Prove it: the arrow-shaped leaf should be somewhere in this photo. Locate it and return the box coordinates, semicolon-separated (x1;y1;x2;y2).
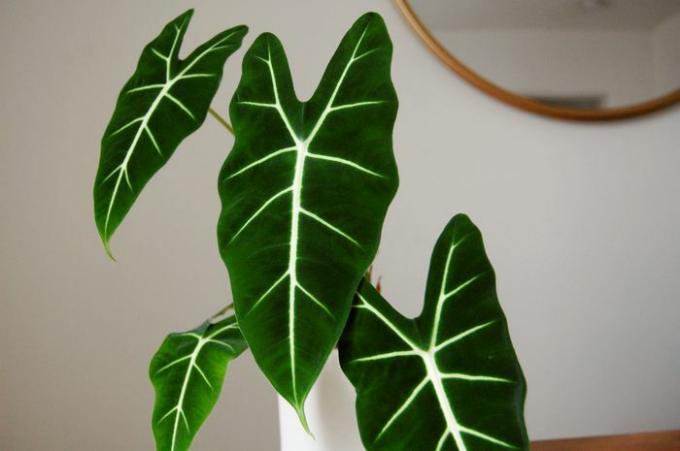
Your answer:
94;10;247;257
150;314;247;451
217;13;398;427
339;215;528;450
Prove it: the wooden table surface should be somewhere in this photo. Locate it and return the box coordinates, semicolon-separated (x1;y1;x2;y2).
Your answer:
532;430;680;450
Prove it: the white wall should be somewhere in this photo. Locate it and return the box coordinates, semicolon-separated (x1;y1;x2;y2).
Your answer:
2;0;679;450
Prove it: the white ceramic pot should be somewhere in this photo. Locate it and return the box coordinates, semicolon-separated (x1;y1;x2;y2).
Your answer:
278;351;363;451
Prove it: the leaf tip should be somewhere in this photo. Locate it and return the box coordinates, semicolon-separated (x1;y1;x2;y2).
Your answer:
179;8;195;20
357;11;385;28
233;24;249;39
451;212;471;223
103;239;117;262
295;404;314;437
444;213;475;234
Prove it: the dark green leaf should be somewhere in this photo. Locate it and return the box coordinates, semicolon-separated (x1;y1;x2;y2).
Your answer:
339;215;528;450
217;12;398;427
150;314;247;451
94;9;247;257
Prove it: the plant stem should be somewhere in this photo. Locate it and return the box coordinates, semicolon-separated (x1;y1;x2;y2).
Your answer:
211;303;234;320
206;108;234;323
209;107;234;135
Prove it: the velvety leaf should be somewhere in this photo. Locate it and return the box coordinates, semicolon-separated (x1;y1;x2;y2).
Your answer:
94;9;247;257
217;12;398;427
340;215;528;450
150;314;247;451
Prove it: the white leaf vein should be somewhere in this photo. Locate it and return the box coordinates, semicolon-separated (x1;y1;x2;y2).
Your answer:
307;152;383;177
227;146;296;179
301;208;360;246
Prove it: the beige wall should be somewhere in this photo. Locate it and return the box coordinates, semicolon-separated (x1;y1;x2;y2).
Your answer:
2;1;679;450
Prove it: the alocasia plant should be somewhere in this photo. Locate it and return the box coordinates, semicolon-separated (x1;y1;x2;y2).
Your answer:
339;215;528;450
217;13;398;427
150;313;247;451
94;9;527;451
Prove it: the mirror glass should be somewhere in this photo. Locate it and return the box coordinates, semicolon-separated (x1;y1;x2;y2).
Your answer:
409;0;680;110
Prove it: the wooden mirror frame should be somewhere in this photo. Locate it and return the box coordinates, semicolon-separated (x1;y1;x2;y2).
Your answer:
395;0;680;121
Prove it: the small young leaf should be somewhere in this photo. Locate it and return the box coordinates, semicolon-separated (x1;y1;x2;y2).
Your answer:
94;9;247;258
150;315;247;451
339;215;529;450
217;12;398;428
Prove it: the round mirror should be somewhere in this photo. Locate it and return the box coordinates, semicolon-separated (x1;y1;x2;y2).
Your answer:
397;0;680;120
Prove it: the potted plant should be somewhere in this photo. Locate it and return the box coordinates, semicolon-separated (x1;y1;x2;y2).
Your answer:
94;9;527;451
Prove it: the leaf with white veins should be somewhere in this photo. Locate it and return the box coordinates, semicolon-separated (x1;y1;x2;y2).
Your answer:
94;9;247;257
340;215;528;450
217;12;398;428
150;314;247;451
